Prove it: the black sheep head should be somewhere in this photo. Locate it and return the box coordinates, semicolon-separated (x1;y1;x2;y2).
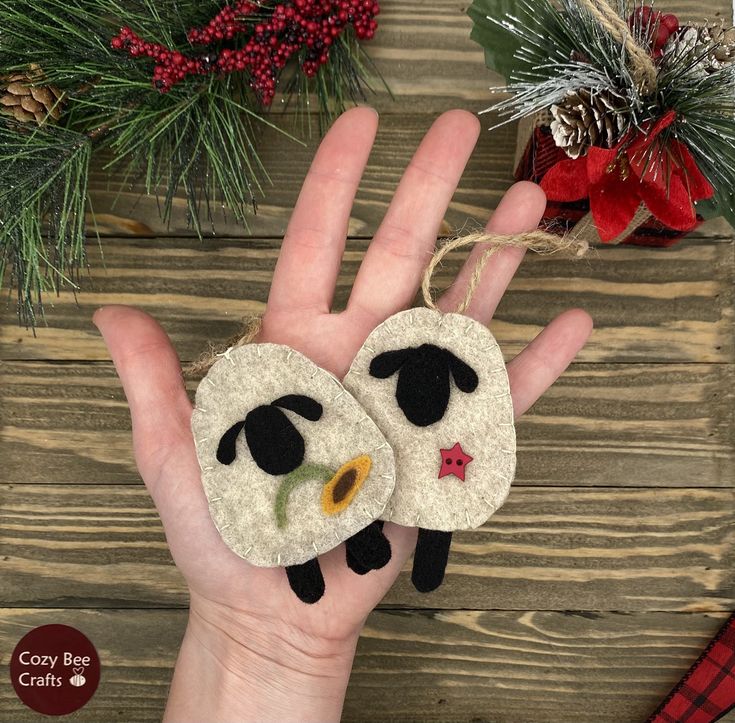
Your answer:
216;394;323;475
369;344;478;427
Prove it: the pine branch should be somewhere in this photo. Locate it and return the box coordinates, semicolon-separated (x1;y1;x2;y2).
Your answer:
104;74;279;233
476;0;643;133
2;0;385;232
0;119;91;328
0;0;386;326
659;49;735;192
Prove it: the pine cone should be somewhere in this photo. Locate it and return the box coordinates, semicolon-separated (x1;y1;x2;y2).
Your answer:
1;65;63;124
708;26;735;66
665;25;735;74
550;89;627;159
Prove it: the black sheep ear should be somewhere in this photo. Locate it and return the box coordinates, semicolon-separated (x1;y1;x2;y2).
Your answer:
446;351;479;393
369;349;411;379
216;420;246;465
271;394;323;421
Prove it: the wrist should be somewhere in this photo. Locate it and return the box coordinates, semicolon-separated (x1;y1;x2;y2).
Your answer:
164;594;359;723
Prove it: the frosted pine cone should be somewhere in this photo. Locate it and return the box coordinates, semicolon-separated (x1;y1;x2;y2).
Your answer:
550;88;627;159
664;25;735;74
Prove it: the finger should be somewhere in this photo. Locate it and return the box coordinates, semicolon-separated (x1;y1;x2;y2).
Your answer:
437;181;547;322
507;308;593;418
93;305;193;481
268;106;379;315
348;110;481;324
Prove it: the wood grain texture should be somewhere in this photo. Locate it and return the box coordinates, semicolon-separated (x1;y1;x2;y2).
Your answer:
0;608;733;723
2;484;732;611
1;1;733;718
2;239;732;362
0;362;732;487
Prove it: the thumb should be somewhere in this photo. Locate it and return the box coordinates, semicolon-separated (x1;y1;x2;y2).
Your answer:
93;305;193;484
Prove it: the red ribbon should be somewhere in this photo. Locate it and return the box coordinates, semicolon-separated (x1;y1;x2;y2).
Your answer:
540;111;713;242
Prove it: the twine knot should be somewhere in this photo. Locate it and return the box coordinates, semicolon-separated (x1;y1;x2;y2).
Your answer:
186;315;263;377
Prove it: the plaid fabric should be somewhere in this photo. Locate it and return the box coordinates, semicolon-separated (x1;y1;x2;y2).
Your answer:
514;125;703;247
647;614;735;723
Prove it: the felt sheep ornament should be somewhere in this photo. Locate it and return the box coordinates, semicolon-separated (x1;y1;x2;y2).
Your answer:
192;343;396;604
344;307;516;592
343;229;587;592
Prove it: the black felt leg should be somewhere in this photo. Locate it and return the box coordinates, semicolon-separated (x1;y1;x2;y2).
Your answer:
285;558;325;604
345;546;371;575
345;520;391;574
411;528;452;593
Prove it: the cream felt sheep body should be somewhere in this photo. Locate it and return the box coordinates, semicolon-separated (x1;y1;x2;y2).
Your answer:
192;343;396;603
344;307;516;591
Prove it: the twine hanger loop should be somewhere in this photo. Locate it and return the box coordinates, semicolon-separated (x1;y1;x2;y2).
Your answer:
421;229;588;313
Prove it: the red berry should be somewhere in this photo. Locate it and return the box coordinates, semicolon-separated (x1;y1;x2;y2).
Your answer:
653;23;670;49
661;13;679;33
114;0;380;95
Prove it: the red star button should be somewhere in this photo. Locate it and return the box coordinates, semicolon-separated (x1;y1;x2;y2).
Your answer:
439;442;473;482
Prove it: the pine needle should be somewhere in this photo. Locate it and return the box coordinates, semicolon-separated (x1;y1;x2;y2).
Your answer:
0;119;91;328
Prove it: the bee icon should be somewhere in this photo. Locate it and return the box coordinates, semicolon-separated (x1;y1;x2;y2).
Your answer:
69;667;86;687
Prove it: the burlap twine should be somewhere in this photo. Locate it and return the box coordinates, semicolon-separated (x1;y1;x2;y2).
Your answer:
576;0;658;95
421;230;587;311
186;229;588;376
187;315;263;376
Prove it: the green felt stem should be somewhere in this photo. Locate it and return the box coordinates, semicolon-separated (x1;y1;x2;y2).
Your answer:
275;463;334;529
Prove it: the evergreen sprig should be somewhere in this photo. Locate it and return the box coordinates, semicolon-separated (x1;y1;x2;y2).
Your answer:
471;0;644;127
0;119;91;328
0;0;383;327
468;0;735;227
658;46;735;223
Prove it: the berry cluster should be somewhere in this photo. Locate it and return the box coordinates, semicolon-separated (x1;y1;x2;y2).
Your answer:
628;7;680;59
110;0;380;103
187;1;258;44
217;0;380;102
111;27;212;90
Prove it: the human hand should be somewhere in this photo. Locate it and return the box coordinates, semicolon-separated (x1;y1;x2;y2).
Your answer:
94;107;592;723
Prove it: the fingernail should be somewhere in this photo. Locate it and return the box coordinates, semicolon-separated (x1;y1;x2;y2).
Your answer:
91;306;106;329
355;104;379;117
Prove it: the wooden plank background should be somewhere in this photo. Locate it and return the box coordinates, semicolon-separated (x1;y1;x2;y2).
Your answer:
1;1;734;721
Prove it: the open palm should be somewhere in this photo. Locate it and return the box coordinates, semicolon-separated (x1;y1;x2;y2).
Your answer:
94;108;592;648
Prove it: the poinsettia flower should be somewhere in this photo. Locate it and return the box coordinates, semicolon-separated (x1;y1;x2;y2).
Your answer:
540;111;714;242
